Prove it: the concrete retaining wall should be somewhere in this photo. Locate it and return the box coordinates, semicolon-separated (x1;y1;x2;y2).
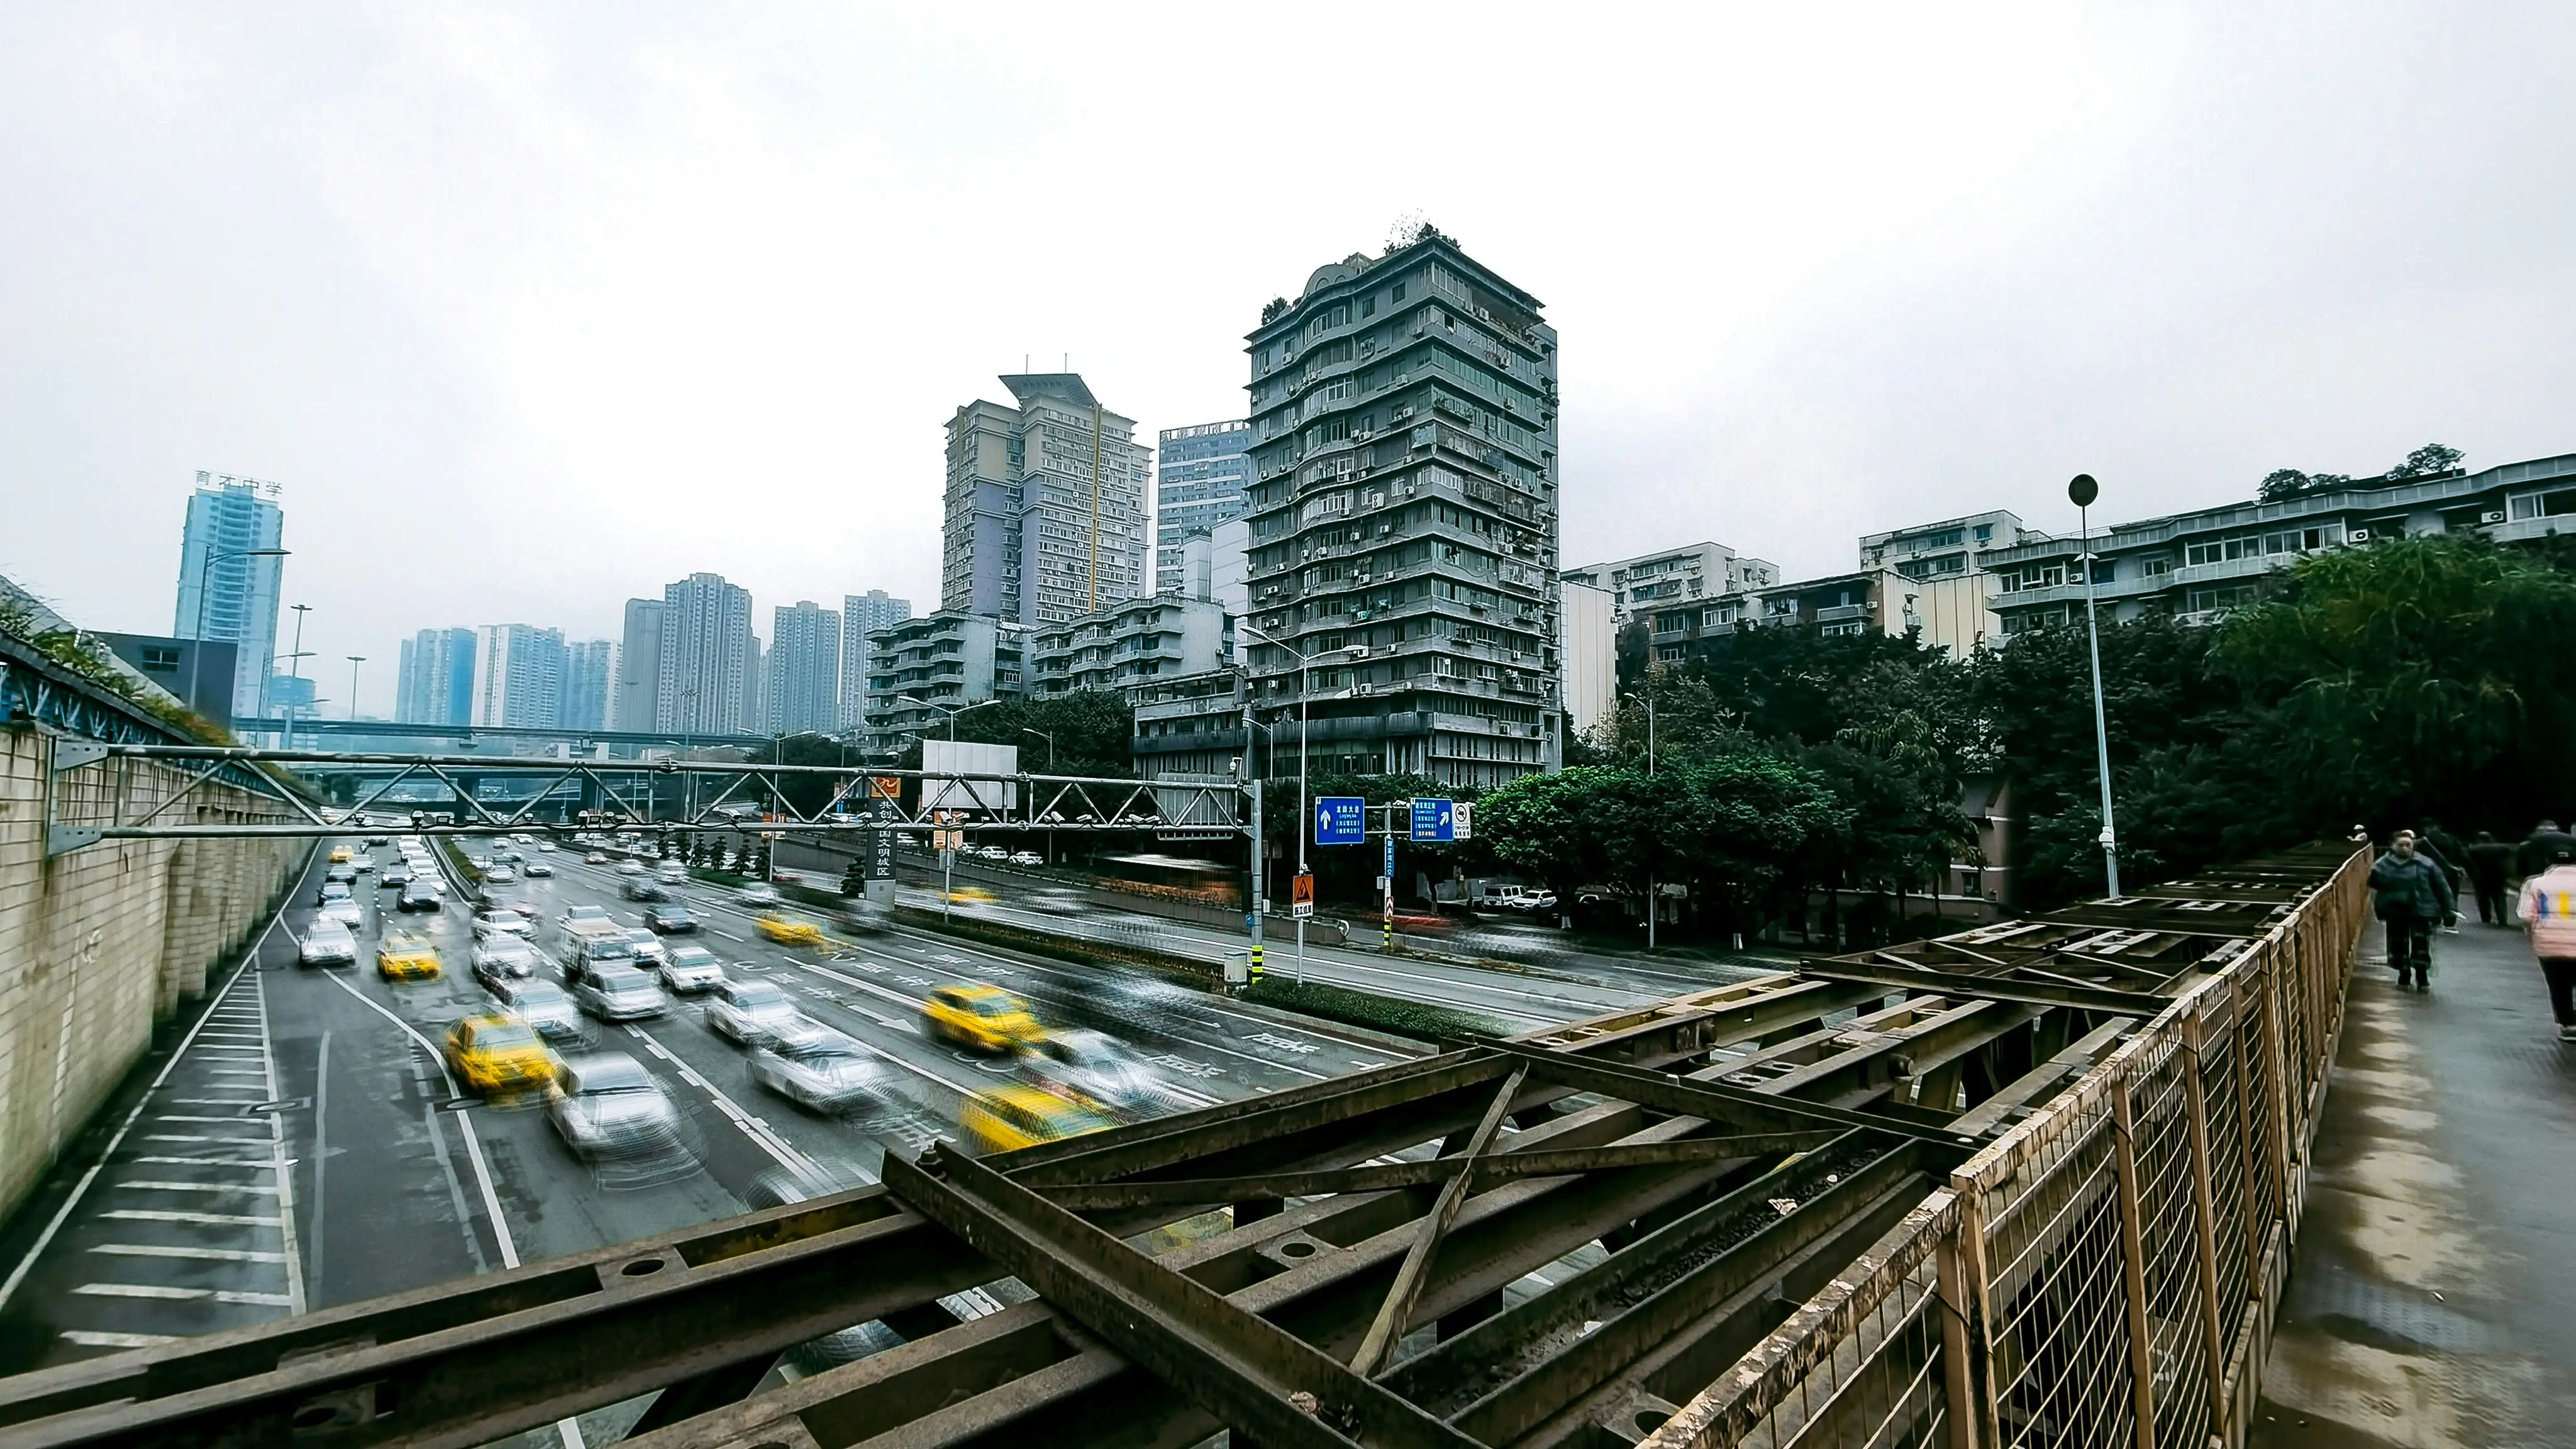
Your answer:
0;727;303;1223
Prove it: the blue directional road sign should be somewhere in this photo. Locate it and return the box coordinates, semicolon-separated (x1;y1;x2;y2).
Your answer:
1409;797;1456;843
1316;796;1367;846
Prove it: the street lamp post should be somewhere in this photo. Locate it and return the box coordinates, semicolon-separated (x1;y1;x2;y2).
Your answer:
347;655;366;723
1621;689;1659;949
187;547;289;721
1243;624;1355;986
2069;474;2122;897
1021;728;1056;864
281;603;312;748
898;695;1000;913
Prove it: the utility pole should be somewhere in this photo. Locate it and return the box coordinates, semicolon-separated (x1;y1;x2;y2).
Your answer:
347;655;366;722
2070;473;2122;896
1240;687;1263;991
282;603;311;749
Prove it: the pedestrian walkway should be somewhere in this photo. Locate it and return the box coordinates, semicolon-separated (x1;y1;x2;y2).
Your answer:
2254;917;2576;1446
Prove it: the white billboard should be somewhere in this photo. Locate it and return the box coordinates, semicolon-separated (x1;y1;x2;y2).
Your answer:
923;738;1019;814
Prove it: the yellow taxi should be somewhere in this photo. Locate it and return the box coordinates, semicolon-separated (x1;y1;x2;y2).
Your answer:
376;933;442;981
961;1084;1117;1156
921;984;1046;1054
443;1014;556;1096
328;847;354;864
945;886;996;906
754;913;826;947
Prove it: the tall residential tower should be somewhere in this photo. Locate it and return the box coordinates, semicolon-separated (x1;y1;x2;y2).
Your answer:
170;473;286;719
837;590;911;730
1240;232;1562;787
1153;420;1255;597
767;601;840;736
655;572;755;736
941;374;1150;628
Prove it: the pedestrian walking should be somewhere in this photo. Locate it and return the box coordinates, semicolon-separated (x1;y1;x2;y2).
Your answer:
2466;831;2516;926
2370;831;2455;992
2516;819;2576;880
2421;820;2469;887
2516;844;2576;1041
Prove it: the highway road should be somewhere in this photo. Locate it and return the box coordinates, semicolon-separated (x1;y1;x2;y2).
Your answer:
0;832;1460;1397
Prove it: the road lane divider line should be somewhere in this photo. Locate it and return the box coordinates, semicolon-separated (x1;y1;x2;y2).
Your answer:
623;1024;820;1179
92;1243;286;1263
252;969;308;1316
101;1209;281;1228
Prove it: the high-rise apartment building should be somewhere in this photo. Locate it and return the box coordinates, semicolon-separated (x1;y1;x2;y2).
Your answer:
615;598;667;731
942;374;1151;627
560;640;616;732
655;572;755;736
1560;543;1777;628
767;601;840;736
838;590;911;730
171;472;286;719
470;625;567;728
1153;420;1255;597
1241;231;1563;787
394;628;477;725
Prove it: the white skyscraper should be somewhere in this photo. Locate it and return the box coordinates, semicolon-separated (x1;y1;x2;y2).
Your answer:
941;374;1150;628
767;601;840;736
171;473;286;720
838;590;911;730
470;625;567;728
655;572;754;736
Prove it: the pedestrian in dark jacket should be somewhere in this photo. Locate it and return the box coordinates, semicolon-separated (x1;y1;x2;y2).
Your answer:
2371;831;2455;991
2420;821;2468;882
2517;821;2576;879
2465;831;2516;926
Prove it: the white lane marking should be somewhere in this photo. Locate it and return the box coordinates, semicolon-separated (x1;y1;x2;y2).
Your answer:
101;1209;280;1228
141;1135;266;1146
144;1116;268;1124
131;1156;278;1169
75;1282;293;1306
166;1097;268;1106
710;930;746;943
205;1069;268;1077
0;908;290;1318
192;1045;266;1054
62;1330;175;1348
252;969;308;1316
623;1024;819;1177
118;1180;279;1196
92;1243;286;1263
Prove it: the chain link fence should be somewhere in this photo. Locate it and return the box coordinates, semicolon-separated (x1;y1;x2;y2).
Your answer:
1648;846;2370;1449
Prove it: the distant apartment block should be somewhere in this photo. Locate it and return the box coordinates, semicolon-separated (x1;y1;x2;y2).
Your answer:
862;611;1028;757
614;599;665;731
1652;569;1997;665
1031;597;1232;699
1153;420;1255;597
1981;452;2576;634
943;374;1151;628
655;572;755;736
171;472;287;720
1241;230;1563;787
838;590;911;730
395;627;478;726
1858;511;2028;581
560;639;616;732
1130;668;1247;779
1560;542;1776;628
768;600;841;736
470;625;567;728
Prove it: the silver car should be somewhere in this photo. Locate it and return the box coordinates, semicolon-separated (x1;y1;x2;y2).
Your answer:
299;921;358;968
572;963;665;1021
748;1025;897;1114
658;944;725;994
488;977;584;1043
318;897;365;930
1018;1028;1170;1117
625;929;670;969
472;909;533;940
547;1053;683;1160
472;939;542;987
704;978;802;1045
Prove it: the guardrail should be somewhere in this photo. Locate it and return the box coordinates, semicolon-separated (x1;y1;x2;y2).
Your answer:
1647;845;2367;1448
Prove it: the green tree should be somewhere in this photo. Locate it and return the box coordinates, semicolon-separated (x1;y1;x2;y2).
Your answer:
2385;442;2465;480
2258;469;2311;501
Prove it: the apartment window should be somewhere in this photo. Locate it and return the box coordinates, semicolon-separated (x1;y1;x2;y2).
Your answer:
137;645;181;672
1360;296;1375;318
2511;488;2576;520
1392;281;1406;303
1974;524;1994;542
2186;584;2262;613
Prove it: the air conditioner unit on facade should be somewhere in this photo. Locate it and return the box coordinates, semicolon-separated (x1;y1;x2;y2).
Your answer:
2482;510;2506;524
2348;528;2372;543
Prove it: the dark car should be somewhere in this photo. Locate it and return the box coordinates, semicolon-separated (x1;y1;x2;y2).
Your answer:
396;882;443;912
644;904;697;934
623;880;672;903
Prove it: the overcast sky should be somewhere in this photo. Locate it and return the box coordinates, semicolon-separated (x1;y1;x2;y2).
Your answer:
5;4;2570;718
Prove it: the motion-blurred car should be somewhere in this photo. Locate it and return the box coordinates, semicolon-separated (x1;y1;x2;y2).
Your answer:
444;1015;555;1095
536;841;558;853
350;857;375;874
378;863;413;887
1008;851;1043;867
484;865;518;884
655;860;689;883
748;1024;897;1113
471;938;541;987
364;835;389;847
622;879;672;902
1024;887;1087;916
658;944;725;994
961;1085;1116;1155
396;882;443;913
486;977;584;1043
318;880;355;906
319;897;365;929
328;847;353;864
755;914;824;947
705;977;801;1044
376;933;442;982
472;908;533;940
584;852;610;865
733;882;784;908
570;963;666;1022
625;929;670;968
547;1053;682;1160
1018;1028;1169;1116
943;886;996;906
615;860;648;878
921;984;1045;1054
299;921;358;968
558;903;613;934
644;904;697;934
522;860;553;877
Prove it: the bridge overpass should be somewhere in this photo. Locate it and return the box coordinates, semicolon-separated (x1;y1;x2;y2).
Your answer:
230;714;773;755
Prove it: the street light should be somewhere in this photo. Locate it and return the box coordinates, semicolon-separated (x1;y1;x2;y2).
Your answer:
897;694;999;741
347;655;366;722
281;603;313;748
1022;728;1058;864
1621;689;1660;949
1241;623;1357;985
187;547;289;718
2069;473;2122;896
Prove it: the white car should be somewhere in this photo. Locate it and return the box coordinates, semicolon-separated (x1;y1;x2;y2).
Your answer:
1009;851;1043;867
1019;1028;1169;1117
733;883;783;908
485;865;518;883
473;909;534;939
585;852;610;865
704;978;802;1045
523;860;553;877
559;904;614;935
537;842;558;853
748;1024;897;1114
658;944;725;994
472;939;542;986
299;921;358;967
616;860;648;878
625;929;670;969
318;897;365;929
547;1053;682;1160
570;963;666;1022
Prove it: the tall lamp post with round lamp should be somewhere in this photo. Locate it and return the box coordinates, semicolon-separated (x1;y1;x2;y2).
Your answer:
2070;472;2121;897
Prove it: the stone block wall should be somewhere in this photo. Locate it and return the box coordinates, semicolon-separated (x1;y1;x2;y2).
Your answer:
0;727;303;1222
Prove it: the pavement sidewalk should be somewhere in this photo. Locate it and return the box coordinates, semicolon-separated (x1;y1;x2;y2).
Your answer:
2253;916;2576;1447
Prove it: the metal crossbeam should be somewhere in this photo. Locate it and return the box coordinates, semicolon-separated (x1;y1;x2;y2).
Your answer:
1352;1067;1527;1377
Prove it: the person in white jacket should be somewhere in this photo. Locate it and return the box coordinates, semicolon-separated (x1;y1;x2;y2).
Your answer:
2516;844;2576;1041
